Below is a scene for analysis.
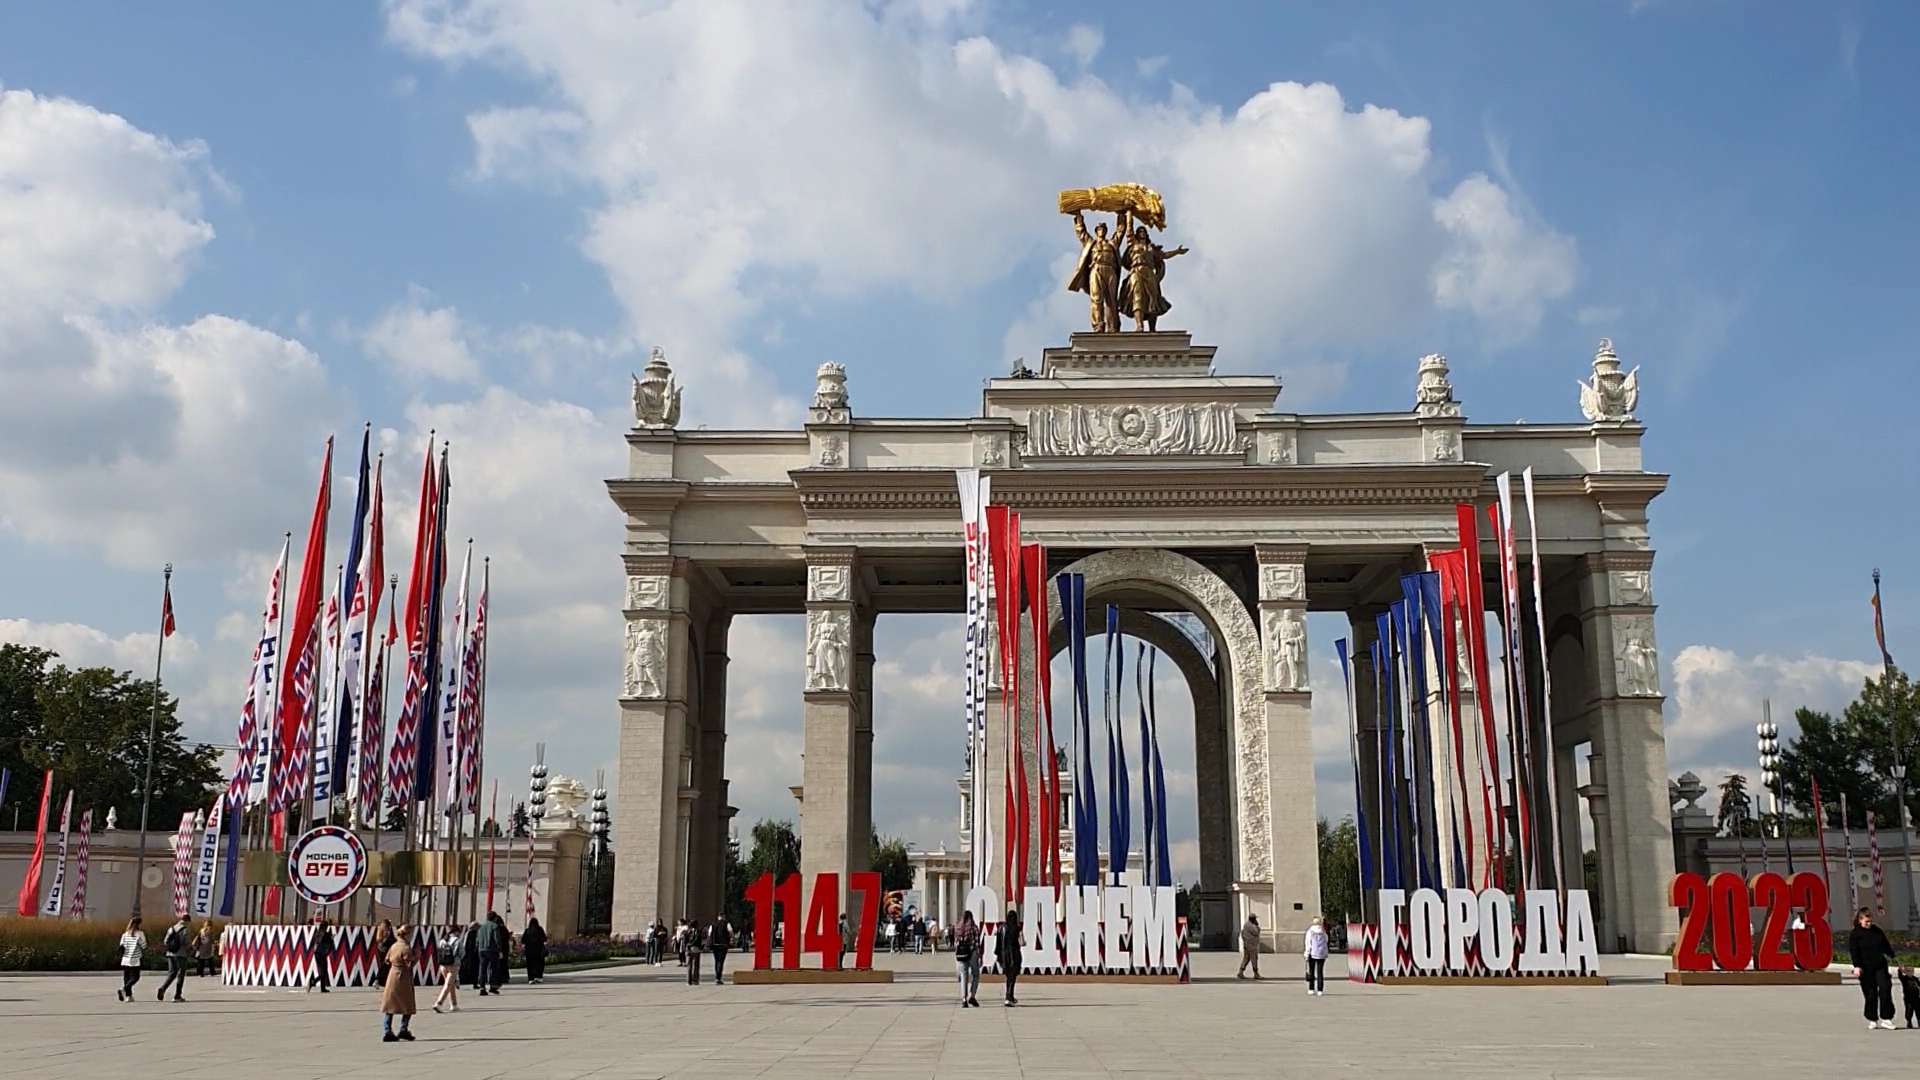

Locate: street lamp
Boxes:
[1893,763,1920,930]
[1758,712,1792,875]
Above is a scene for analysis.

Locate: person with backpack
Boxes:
[157,917,192,1002]
[684,920,705,985]
[309,916,335,993]
[522,916,548,985]
[706,914,733,985]
[431,925,464,1013]
[115,916,148,1002]
[952,910,981,1007]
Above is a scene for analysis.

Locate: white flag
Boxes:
[191,801,223,918]
[38,791,73,917]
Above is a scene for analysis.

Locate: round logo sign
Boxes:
[288,825,367,906]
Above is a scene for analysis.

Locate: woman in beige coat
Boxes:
[379,929,418,1042]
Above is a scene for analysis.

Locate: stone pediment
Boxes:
[987,332,1278,460]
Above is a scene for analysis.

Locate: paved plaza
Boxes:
[0,951,1905,1078]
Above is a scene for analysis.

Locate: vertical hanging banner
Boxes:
[14,769,52,917]
[438,545,473,816]
[231,540,288,808]
[218,798,241,917]
[1059,573,1099,888]
[387,440,440,811]
[313,591,341,810]
[1021,542,1059,889]
[412,443,453,808]
[191,800,224,918]
[68,809,93,918]
[38,791,74,917]
[273,437,333,813]
[171,811,198,917]
[1106,605,1131,880]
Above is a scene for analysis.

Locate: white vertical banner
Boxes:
[191,800,224,918]
[38,791,74,917]
[438,545,473,821]
[312,591,341,811]
[1521,467,1563,883]
[238,540,289,807]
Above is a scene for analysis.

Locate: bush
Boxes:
[0,916,224,971]
[506,934,643,969]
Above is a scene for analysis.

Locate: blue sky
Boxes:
[0,0,1914,868]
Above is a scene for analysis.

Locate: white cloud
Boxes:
[0,88,343,568]
[363,302,481,382]
[1064,23,1103,67]
[1666,644,1878,782]
[385,0,1577,415]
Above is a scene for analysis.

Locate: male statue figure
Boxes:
[1120,223,1188,332]
[1068,210,1125,333]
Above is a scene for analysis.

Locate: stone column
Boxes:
[684,610,732,921]
[1256,545,1319,952]
[612,559,694,935]
[852,608,877,872]
[1577,553,1675,954]
[801,551,866,912]
[1583,750,1618,949]
[1554,738,1585,895]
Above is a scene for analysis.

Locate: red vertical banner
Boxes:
[985,505,1015,901]
[14,770,53,916]
[1455,503,1502,884]
[1023,542,1059,890]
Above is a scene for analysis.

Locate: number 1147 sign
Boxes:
[745,871,883,970]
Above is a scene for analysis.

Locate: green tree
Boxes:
[743,818,801,882]
[1316,815,1359,922]
[0,643,221,831]
[1715,772,1756,838]
[1779,667,1920,827]
[722,833,752,933]
[870,830,914,893]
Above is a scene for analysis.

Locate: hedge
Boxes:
[0,917,218,971]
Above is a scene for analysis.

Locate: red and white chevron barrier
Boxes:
[220,923,456,988]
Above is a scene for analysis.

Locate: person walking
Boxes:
[1237,913,1263,979]
[1849,907,1898,1030]
[707,914,733,985]
[309,917,335,993]
[996,905,1023,1007]
[373,920,397,989]
[192,923,216,978]
[953,910,982,1007]
[914,915,928,955]
[522,917,548,985]
[685,920,705,985]
[1303,915,1329,996]
[431,925,464,1013]
[380,926,418,1042]
[645,921,662,965]
[157,916,191,1002]
[472,915,499,996]
[115,917,147,1002]
[837,912,853,968]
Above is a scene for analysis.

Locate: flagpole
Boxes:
[132,563,172,918]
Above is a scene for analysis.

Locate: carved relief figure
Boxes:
[632,347,683,428]
[818,435,844,467]
[1615,618,1659,697]
[624,619,666,698]
[1120,223,1188,332]
[1612,569,1651,606]
[806,609,851,691]
[1431,428,1460,462]
[1264,608,1306,691]
[1025,402,1239,457]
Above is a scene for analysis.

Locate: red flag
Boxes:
[14,770,53,916]
[272,437,333,812]
[161,582,176,638]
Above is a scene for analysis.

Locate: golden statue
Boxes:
[1060,184,1186,332]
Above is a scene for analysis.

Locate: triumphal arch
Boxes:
[607,189,1678,954]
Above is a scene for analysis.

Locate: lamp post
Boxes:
[1758,708,1792,875]
[1893,763,1920,931]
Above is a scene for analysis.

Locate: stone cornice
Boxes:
[606,478,690,514]
[790,464,1493,511]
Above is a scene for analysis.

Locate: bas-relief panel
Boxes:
[805,608,852,692]
[1261,608,1307,692]
[1610,569,1651,607]
[625,574,669,611]
[1611,614,1660,697]
[1258,564,1304,602]
[807,564,852,603]
[623,617,667,699]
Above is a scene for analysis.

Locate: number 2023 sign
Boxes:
[1668,871,1833,971]
[745,871,884,971]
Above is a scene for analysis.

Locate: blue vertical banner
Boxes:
[1105,605,1131,879]
[217,794,241,917]
[1060,574,1100,887]
[1337,639,1374,894]
[1372,618,1399,891]
[1145,648,1172,887]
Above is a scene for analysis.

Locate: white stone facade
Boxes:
[606,332,1677,953]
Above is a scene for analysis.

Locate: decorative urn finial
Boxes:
[1578,337,1640,422]
[810,361,851,423]
[1414,353,1459,418]
[632,346,683,428]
